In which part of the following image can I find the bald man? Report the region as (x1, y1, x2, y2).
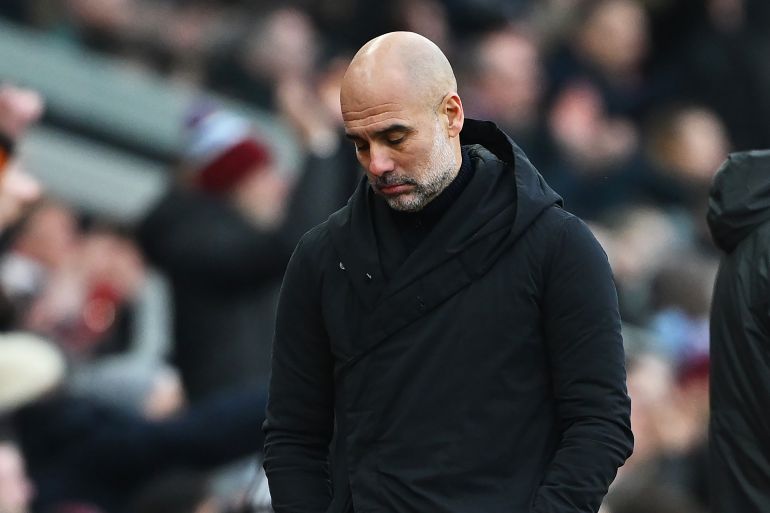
(263, 32, 633, 513)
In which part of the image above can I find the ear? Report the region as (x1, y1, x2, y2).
(443, 93, 464, 138)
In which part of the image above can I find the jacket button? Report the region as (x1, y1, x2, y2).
(365, 272, 373, 282)
(417, 296, 425, 311)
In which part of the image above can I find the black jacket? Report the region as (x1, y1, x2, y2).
(138, 189, 290, 399)
(707, 150, 770, 513)
(264, 120, 633, 513)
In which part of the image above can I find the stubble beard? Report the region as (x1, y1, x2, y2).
(381, 129, 458, 212)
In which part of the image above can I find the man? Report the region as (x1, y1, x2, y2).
(264, 32, 633, 513)
(707, 150, 770, 513)
(138, 106, 292, 401)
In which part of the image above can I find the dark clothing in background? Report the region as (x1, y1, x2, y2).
(137, 144, 358, 400)
(264, 119, 633, 513)
(670, 24, 770, 151)
(13, 386, 266, 513)
(707, 150, 770, 513)
(137, 189, 290, 400)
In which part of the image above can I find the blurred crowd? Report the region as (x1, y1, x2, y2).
(1, 0, 770, 512)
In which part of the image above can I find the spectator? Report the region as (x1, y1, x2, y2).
(138, 106, 292, 401)
(0, 331, 266, 513)
(543, 81, 647, 220)
(462, 27, 552, 168)
(548, 0, 664, 119)
(643, 105, 731, 232)
(0, 85, 44, 234)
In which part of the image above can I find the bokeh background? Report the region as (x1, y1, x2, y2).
(1, 0, 769, 512)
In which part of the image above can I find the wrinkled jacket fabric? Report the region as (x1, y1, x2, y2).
(264, 120, 633, 513)
(707, 150, 770, 513)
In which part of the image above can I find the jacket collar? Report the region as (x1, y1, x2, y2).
(327, 119, 561, 311)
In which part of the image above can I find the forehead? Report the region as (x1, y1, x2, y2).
(340, 65, 430, 131)
(342, 102, 412, 133)
(341, 92, 431, 138)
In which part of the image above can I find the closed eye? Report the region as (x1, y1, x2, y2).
(345, 137, 368, 151)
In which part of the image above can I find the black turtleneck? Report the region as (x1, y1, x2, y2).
(389, 146, 472, 254)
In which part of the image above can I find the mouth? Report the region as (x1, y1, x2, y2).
(377, 183, 413, 195)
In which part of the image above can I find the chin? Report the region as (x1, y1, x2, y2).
(387, 194, 426, 212)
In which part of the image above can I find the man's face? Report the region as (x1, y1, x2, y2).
(341, 92, 457, 212)
(0, 443, 33, 513)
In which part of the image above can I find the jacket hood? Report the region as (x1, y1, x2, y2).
(326, 119, 561, 309)
(707, 150, 770, 252)
(458, 119, 562, 242)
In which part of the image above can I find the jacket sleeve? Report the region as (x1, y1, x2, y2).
(69, 386, 267, 479)
(263, 233, 336, 513)
(531, 215, 633, 513)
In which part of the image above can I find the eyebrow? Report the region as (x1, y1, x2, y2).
(345, 124, 414, 141)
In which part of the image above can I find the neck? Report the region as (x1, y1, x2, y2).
(389, 146, 472, 253)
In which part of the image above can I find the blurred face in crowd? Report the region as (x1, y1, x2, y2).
(579, 0, 649, 75)
(0, 442, 33, 513)
(665, 108, 729, 184)
(245, 8, 318, 82)
(14, 202, 79, 270)
(340, 32, 464, 212)
(474, 30, 543, 126)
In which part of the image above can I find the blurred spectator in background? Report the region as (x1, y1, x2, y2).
(392, 0, 452, 54)
(138, 106, 292, 401)
(0, 331, 266, 513)
(0, 85, 44, 234)
(0, 201, 162, 415)
(0, 201, 78, 323)
(276, 54, 361, 227)
(643, 105, 730, 243)
(139, 68, 359, 401)
(301, 0, 394, 56)
(648, 253, 717, 364)
(207, 8, 320, 111)
(0, 435, 34, 513)
(548, 0, 666, 120)
(609, 352, 708, 512)
(665, 0, 770, 150)
(0, 331, 63, 512)
(542, 81, 646, 220)
(462, 26, 552, 168)
(707, 150, 770, 513)
(591, 206, 688, 323)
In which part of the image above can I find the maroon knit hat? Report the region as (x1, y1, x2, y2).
(184, 104, 273, 194)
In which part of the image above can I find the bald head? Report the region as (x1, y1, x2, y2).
(340, 32, 465, 212)
(341, 32, 457, 112)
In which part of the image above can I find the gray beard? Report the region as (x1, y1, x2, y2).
(384, 134, 458, 212)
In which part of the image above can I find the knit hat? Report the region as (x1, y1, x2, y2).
(0, 332, 66, 414)
(183, 104, 273, 194)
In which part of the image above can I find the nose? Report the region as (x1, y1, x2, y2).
(366, 146, 395, 177)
